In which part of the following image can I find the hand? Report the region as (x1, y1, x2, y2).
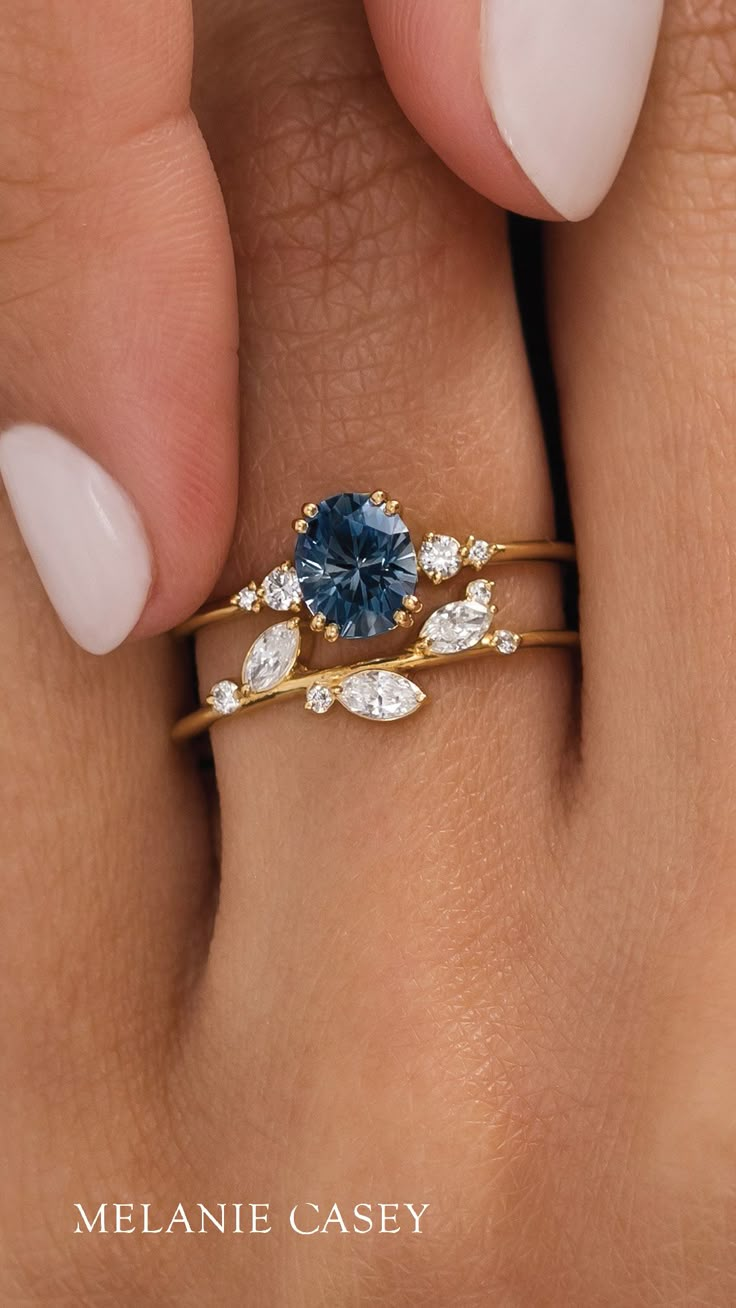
(2, 1, 734, 1305)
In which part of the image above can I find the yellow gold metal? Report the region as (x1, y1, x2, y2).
(173, 539, 575, 637)
(369, 490, 387, 505)
(384, 499, 401, 516)
(310, 613, 326, 632)
(324, 624, 340, 643)
(394, 609, 414, 629)
(293, 518, 309, 534)
(302, 503, 318, 519)
(402, 595, 422, 614)
(172, 630, 580, 742)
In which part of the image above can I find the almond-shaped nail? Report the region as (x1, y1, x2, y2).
(0, 424, 152, 654)
(480, 0, 664, 221)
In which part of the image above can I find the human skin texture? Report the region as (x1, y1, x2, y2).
(1, 1, 736, 1305)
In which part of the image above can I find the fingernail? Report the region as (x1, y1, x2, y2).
(480, 0, 663, 221)
(0, 424, 152, 654)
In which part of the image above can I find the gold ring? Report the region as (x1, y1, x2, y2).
(173, 489, 575, 640)
(172, 490, 577, 740)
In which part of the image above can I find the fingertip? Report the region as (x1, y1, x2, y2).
(364, 0, 560, 221)
(365, 0, 663, 224)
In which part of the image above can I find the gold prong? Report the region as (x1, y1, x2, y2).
(287, 616, 300, 630)
(370, 490, 387, 505)
(402, 594, 422, 614)
(394, 609, 413, 629)
(324, 623, 339, 642)
(302, 502, 318, 519)
(384, 499, 400, 516)
(293, 518, 309, 534)
(310, 613, 326, 632)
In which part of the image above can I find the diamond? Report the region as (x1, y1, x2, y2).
(419, 600, 492, 653)
(465, 579, 494, 607)
(242, 622, 300, 693)
(262, 565, 301, 611)
(210, 680, 241, 715)
(235, 585, 259, 611)
(305, 684, 335, 714)
(466, 539, 492, 568)
(494, 630, 521, 655)
(418, 533, 462, 581)
(294, 492, 417, 639)
(337, 670, 425, 720)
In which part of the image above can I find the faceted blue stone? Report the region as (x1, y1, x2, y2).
(294, 492, 418, 639)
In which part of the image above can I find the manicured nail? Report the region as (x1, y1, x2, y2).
(0, 424, 152, 654)
(480, 0, 664, 221)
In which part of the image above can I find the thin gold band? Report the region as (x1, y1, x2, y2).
(173, 540, 576, 638)
(172, 628, 579, 743)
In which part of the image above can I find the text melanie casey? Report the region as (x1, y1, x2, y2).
(74, 1201, 430, 1237)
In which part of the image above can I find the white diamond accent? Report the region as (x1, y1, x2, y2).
(419, 600, 492, 654)
(494, 630, 521, 655)
(466, 539, 492, 567)
(337, 671, 425, 721)
(210, 680, 241, 715)
(306, 684, 335, 714)
(236, 585, 259, 611)
(418, 534, 462, 581)
(242, 622, 300, 693)
(262, 565, 302, 611)
(465, 579, 494, 607)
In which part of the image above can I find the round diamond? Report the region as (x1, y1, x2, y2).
(236, 585, 259, 611)
(466, 538, 492, 567)
(466, 579, 494, 607)
(418, 534, 462, 581)
(210, 680, 241, 715)
(294, 492, 417, 639)
(494, 630, 520, 655)
(306, 684, 335, 714)
(262, 566, 301, 611)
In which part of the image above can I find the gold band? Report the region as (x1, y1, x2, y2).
(173, 540, 576, 639)
(172, 627, 579, 743)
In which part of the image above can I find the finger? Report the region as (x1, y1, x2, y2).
(548, 2, 736, 738)
(363, 0, 663, 221)
(184, 3, 573, 1288)
(0, 1, 238, 654)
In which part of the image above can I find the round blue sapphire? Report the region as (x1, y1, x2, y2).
(294, 493, 418, 639)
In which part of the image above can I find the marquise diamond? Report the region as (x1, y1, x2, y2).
(337, 670, 425, 721)
(242, 622, 300, 693)
(419, 600, 492, 654)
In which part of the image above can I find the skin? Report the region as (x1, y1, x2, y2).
(1, 0, 735, 1304)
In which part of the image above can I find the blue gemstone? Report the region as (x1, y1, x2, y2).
(294, 493, 417, 639)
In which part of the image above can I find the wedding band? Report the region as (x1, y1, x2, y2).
(173, 577, 578, 740)
(173, 489, 575, 640)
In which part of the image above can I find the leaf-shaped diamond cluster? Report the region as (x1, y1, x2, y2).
(207, 577, 521, 726)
